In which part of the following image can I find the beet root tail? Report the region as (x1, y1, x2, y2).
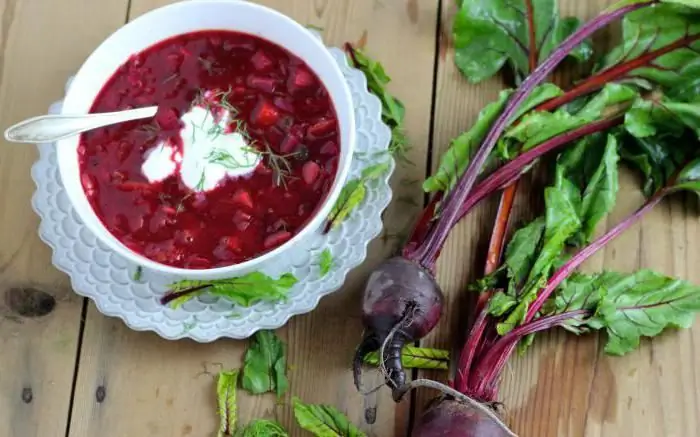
(383, 331, 408, 392)
(353, 333, 379, 391)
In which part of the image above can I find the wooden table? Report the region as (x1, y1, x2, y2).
(1, 1, 699, 436)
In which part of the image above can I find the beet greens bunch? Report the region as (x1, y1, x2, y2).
(350, 1, 700, 435)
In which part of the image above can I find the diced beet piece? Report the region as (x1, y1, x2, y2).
(175, 228, 197, 245)
(251, 50, 274, 72)
(319, 141, 339, 156)
(232, 189, 254, 209)
(263, 231, 292, 249)
(81, 174, 98, 197)
(280, 134, 301, 154)
(267, 218, 288, 233)
(250, 98, 280, 127)
(162, 206, 178, 215)
(273, 96, 295, 113)
(302, 161, 321, 185)
(288, 66, 315, 93)
(307, 118, 337, 139)
(232, 210, 253, 231)
(223, 236, 242, 251)
(247, 75, 277, 93)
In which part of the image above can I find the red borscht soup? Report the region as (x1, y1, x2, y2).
(79, 30, 340, 269)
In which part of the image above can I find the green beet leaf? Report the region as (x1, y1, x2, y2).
(327, 161, 390, 229)
(599, 4, 700, 93)
(552, 270, 700, 354)
(671, 157, 700, 195)
(319, 249, 333, 277)
(503, 217, 546, 293)
(487, 291, 519, 317)
(423, 90, 511, 193)
(555, 135, 620, 244)
(242, 330, 288, 398)
(550, 272, 610, 333)
(619, 130, 697, 195)
(364, 346, 450, 370)
(360, 161, 391, 180)
(527, 187, 582, 283)
(504, 83, 637, 151)
(327, 180, 366, 229)
(594, 270, 700, 355)
(217, 370, 239, 437)
(165, 272, 298, 308)
(625, 98, 700, 139)
(239, 420, 288, 437)
(453, 0, 592, 83)
(292, 397, 366, 437)
(346, 47, 409, 162)
(498, 187, 581, 335)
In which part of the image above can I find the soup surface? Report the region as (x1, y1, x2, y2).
(79, 30, 340, 269)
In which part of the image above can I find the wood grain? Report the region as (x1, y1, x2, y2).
(67, 1, 438, 436)
(0, 1, 129, 437)
(418, 1, 700, 436)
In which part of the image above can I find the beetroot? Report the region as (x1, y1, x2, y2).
(353, 257, 443, 390)
(412, 398, 515, 437)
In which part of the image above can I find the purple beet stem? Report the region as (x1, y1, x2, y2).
(412, 0, 654, 267)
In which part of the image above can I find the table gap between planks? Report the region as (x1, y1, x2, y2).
(0, 1, 697, 437)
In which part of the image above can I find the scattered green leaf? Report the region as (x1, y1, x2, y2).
(293, 397, 366, 437)
(133, 266, 143, 282)
(319, 249, 333, 277)
(346, 46, 410, 163)
(217, 370, 239, 437)
(364, 346, 450, 370)
(242, 331, 288, 398)
(238, 419, 288, 437)
(327, 161, 390, 229)
(164, 272, 297, 308)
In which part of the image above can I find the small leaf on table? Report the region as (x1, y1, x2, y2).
(242, 330, 288, 398)
(239, 419, 288, 437)
(363, 346, 450, 370)
(293, 397, 366, 437)
(216, 370, 239, 437)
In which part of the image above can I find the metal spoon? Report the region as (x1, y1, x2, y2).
(4, 105, 159, 144)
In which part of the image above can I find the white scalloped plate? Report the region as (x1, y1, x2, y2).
(30, 41, 393, 341)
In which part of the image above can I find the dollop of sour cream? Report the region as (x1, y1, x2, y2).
(141, 104, 261, 191)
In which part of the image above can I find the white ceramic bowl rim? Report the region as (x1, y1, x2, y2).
(56, 0, 355, 279)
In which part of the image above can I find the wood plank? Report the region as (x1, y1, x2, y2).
(68, 1, 438, 436)
(0, 1, 130, 437)
(417, 1, 700, 436)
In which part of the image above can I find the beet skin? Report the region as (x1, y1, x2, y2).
(412, 398, 514, 437)
(354, 257, 444, 390)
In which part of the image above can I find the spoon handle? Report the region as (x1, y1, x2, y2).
(4, 105, 159, 144)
